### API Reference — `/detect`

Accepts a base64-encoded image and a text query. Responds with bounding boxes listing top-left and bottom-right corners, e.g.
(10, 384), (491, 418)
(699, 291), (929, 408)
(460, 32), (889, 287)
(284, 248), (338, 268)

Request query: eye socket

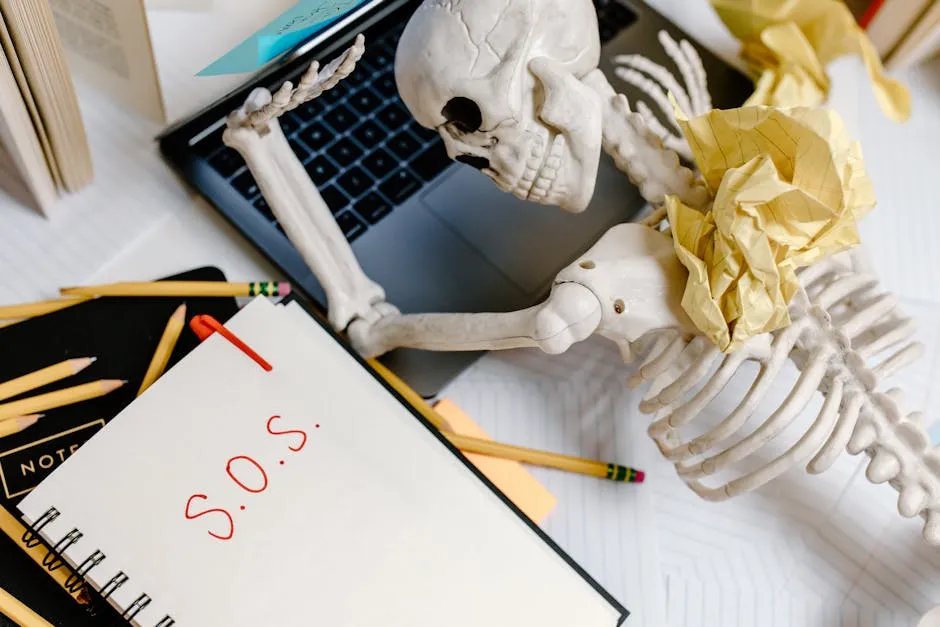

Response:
(442, 97), (483, 134)
(455, 154), (490, 170)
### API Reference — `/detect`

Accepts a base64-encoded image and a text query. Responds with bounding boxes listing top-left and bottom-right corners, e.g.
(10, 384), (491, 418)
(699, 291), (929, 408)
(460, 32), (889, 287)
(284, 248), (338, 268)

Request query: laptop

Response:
(157, 0), (753, 398)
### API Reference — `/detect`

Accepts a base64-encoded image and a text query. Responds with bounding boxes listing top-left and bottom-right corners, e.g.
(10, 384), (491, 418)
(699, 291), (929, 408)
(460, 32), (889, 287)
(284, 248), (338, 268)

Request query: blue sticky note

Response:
(198, 0), (368, 76)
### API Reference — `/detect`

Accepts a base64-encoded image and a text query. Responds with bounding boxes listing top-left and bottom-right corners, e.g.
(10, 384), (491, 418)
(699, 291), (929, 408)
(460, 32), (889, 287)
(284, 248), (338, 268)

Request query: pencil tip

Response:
(17, 415), (40, 428)
(173, 303), (187, 316)
(73, 356), (97, 372)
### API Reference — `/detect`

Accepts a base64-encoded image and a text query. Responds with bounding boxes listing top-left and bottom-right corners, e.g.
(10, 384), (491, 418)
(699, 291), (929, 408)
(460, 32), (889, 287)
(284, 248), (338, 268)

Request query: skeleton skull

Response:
(394, 0), (605, 212)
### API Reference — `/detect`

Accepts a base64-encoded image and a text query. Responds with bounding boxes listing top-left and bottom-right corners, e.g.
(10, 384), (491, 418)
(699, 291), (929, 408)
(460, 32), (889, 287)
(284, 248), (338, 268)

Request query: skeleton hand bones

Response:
(221, 1), (940, 547)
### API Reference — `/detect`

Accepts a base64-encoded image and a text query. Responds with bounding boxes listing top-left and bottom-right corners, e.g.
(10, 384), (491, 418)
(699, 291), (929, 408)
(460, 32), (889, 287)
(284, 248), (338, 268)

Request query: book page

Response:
(0, 20), (57, 214)
(0, 8), (62, 193)
(18, 297), (625, 627)
(48, 0), (166, 123)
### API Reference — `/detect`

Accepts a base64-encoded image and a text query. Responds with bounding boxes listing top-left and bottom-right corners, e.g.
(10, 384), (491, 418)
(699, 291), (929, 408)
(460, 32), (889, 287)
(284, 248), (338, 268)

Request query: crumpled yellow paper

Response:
(710, 0), (911, 122)
(665, 105), (876, 352)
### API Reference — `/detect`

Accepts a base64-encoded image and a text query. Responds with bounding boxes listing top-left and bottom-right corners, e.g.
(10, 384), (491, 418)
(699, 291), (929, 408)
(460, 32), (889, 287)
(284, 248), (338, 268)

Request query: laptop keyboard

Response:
(202, 1), (638, 243)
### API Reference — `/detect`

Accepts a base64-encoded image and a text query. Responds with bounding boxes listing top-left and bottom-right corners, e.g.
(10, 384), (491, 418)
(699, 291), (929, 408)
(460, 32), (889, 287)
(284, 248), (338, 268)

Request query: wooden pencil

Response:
(0, 297), (88, 321)
(0, 358), (96, 402)
(0, 585), (53, 627)
(366, 358), (645, 483)
(0, 414), (42, 439)
(138, 304), (186, 396)
(60, 281), (291, 298)
(0, 380), (125, 423)
(444, 432), (644, 482)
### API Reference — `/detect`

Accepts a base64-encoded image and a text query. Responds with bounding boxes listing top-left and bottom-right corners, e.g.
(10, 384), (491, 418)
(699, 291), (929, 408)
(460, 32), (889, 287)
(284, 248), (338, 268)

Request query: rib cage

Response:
(629, 249), (940, 546)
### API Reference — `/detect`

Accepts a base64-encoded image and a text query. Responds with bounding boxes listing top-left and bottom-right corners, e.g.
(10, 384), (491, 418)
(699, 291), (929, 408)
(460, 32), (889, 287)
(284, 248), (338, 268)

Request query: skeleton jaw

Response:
(478, 125), (572, 209)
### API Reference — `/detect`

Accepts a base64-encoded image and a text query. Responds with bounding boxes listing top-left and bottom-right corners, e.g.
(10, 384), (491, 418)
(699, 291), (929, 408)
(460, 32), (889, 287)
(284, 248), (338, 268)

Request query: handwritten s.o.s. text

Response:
(184, 415), (317, 542)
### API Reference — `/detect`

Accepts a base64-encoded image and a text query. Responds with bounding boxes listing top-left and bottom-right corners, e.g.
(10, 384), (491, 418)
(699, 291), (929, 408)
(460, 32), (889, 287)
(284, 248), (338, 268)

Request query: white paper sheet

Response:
(18, 297), (625, 627)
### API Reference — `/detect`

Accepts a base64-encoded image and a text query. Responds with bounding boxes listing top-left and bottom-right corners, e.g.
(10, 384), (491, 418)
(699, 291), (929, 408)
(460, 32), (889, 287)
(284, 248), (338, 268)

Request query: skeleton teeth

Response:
(545, 156), (561, 169)
(534, 179), (552, 191)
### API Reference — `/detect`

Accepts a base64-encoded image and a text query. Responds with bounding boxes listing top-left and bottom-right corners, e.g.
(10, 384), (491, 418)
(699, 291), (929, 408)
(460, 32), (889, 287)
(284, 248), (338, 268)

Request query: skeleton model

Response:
(221, 0), (940, 548)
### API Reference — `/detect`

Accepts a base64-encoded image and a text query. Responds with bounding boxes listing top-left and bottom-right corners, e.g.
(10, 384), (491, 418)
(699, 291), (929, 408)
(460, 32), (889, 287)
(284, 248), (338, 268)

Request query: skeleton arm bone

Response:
(224, 104), (388, 331)
(222, 40), (389, 332)
(348, 282), (603, 358)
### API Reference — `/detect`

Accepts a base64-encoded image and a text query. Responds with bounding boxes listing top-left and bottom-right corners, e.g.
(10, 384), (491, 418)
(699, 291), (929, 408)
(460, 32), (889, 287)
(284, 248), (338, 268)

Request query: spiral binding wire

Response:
(23, 506), (176, 626)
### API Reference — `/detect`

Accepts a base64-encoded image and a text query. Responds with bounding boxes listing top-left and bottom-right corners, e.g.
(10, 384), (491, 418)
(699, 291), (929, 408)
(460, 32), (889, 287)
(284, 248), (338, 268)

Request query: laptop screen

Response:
(198, 0), (379, 77)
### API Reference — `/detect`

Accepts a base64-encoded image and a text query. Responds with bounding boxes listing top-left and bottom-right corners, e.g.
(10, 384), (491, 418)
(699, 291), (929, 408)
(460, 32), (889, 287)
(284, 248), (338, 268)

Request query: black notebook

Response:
(0, 267), (240, 626)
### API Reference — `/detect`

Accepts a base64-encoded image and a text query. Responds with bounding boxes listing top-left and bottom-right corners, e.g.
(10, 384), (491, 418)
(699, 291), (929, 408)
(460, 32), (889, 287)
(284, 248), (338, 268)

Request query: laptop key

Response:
(322, 83), (348, 104)
(379, 169), (421, 205)
(374, 72), (398, 98)
(289, 137), (310, 160)
(324, 104), (357, 133)
(319, 184), (350, 215)
(328, 137), (363, 167)
(232, 169), (260, 199)
(370, 44), (395, 70)
(352, 119), (384, 147)
(408, 120), (440, 142)
(334, 211), (367, 242)
(409, 142), (452, 182)
(305, 157), (339, 186)
(387, 130), (421, 160)
(278, 112), (301, 136)
(299, 121), (333, 152)
(347, 87), (382, 116)
(355, 192), (393, 225)
(208, 148), (243, 178)
(337, 166), (373, 199)
(362, 148), (397, 179)
(252, 195), (275, 222)
(376, 102), (409, 130)
(294, 100), (323, 120)
(607, 1), (637, 29)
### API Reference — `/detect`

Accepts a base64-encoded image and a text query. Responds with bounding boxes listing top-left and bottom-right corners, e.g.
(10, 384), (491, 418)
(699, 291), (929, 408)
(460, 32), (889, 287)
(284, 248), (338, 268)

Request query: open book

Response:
(0, 0), (167, 215)
(17, 297), (628, 626)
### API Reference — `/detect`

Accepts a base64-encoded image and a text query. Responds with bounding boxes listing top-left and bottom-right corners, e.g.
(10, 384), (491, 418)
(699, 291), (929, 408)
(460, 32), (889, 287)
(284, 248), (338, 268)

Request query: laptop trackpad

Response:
(422, 167), (627, 295)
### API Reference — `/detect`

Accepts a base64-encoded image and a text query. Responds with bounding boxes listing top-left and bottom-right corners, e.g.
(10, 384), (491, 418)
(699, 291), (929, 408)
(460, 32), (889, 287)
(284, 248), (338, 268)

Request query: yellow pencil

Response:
(0, 585), (53, 627)
(138, 304), (186, 396)
(0, 358), (96, 402)
(443, 432), (644, 482)
(60, 281), (291, 298)
(0, 297), (89, 320)
(0, 380), (125, 423)
(366, 358), (645, 483)
(0, 414), (42, 439)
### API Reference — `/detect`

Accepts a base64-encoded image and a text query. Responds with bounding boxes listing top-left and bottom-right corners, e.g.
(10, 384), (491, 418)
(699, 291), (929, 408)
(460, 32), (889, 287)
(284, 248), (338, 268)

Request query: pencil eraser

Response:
(634, 470), (645, 483)
(278, 282), (291, 296)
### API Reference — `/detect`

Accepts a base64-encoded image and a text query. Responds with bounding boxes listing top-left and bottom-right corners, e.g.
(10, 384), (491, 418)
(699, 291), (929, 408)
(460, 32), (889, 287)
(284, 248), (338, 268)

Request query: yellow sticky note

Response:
(433, 399), (557, 525)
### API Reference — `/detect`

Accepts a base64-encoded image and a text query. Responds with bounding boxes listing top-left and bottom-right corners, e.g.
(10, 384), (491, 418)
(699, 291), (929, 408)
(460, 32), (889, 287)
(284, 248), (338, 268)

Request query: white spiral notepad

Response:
(17, 297), (627, 626)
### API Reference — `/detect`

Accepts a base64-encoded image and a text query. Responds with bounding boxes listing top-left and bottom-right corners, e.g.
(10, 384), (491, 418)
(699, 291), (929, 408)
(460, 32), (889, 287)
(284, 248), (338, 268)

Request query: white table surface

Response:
(2, 1), (940, 625)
